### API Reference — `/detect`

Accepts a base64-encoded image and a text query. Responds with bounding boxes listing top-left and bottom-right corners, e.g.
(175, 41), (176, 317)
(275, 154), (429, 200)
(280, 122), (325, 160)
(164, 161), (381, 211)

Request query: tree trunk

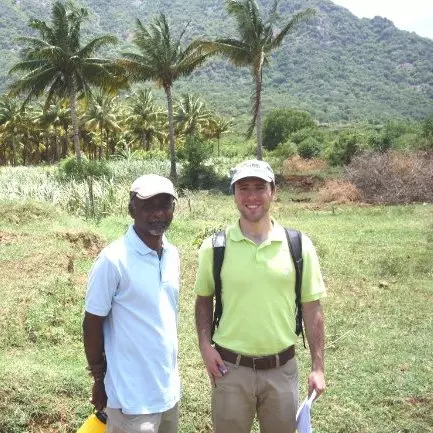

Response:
(99, 125), (103, 160)
(110, 132), (116, 156)
(68, 80), (82, 162)
(12, 136), (16, 166)
(164, 84), (177, 182)
(87, 176), (95, 219)
(255, 70), (263, 160)
(23, 138), (27, 165)
(62, 126), (69, 158)
(55, 134), (60, 162)
(143, 132), (151, 151)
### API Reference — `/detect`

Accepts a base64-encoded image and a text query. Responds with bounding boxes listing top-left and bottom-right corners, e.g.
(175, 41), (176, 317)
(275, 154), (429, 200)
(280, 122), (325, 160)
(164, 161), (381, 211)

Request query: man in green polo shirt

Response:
(194, 159), (326, 433)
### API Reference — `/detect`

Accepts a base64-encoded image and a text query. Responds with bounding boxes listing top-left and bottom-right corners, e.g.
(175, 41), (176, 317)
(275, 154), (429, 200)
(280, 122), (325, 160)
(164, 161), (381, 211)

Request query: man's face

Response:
(130, 193), (175, 236)
(233, 177), (274, 223)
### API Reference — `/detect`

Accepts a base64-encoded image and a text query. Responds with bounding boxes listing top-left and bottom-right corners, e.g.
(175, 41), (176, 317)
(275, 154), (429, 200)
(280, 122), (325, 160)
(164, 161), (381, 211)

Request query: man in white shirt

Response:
(83, 174), (180, 433)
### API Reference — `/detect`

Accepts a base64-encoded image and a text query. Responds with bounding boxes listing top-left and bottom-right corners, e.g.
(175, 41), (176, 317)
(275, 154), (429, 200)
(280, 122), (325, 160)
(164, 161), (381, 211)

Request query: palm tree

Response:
(174, 93), (213, 138)
(198, 0), (315, 159)
(0, 96), (27, 165)
(125, 88), (165, 151)
(81, 90), (122, 159)
(205, 114), (233, 156)
(32, 98), (71, 161)
(120, 14), (211, 180)
(8, 1), (121, 163)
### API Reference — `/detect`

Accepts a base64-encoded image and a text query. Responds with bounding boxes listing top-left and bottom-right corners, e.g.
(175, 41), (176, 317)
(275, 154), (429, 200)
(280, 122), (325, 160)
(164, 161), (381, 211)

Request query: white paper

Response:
(296, 389), (316, 433)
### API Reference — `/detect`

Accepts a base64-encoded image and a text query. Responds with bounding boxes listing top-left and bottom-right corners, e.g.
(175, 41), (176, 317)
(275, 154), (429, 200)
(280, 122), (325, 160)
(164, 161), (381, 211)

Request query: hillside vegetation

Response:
(1, 0), (433, 122)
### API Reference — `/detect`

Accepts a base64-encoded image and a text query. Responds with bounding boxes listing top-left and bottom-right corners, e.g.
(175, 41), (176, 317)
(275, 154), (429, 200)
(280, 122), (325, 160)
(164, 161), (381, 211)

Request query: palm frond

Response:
(270, 7), (315, 49)
(16, 37), (52, 51)
(199, 39), (251, 67)
(78, 35), (118, 59)
(44, 76), (64, 110)
(226, 0), (264, 42)
(267, 0), (279, 24)
(9, 66), (60, 98)
(117, 58), (156, 82)
(51, 1), (70, 49)
(28, 19), (54, 42)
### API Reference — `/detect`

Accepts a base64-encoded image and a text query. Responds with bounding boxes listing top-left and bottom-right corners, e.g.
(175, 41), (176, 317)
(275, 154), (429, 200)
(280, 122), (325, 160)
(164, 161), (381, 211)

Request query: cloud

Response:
(332, 0), (433, 39)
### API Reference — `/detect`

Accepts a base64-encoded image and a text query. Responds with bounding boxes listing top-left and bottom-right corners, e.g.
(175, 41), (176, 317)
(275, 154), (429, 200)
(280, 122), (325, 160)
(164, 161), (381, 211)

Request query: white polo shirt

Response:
(85, 225), (180, 414)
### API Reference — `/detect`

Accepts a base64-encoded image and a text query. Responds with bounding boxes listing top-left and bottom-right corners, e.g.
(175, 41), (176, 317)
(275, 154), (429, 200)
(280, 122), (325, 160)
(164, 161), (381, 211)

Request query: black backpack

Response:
(211, 228), (305, 345)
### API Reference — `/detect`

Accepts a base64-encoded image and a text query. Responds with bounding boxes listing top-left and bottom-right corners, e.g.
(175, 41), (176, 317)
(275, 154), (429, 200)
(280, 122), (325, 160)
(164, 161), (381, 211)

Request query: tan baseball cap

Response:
(230, 160), (275, 187)
(130, 174), (178, 200)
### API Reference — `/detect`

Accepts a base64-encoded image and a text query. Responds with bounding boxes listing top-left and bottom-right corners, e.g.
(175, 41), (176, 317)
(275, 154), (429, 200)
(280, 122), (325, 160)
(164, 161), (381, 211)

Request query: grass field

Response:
(0, 173), (432, 432)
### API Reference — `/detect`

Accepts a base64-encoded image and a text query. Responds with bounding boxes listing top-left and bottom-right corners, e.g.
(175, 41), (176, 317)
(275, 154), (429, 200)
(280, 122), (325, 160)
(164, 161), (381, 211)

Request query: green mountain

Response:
(1, 0), (432, 123)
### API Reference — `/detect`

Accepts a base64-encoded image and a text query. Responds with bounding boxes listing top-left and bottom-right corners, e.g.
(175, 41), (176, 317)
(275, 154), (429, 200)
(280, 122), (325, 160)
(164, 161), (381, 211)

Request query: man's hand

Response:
(308, 370), (325, 399)
(200, 343), (227, 387)
(195, 296), (227, 386)
(91, 381), (107, 411)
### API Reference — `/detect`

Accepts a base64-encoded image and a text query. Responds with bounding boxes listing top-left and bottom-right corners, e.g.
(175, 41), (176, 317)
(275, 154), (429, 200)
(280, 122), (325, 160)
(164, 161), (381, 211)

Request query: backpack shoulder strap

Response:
(284, 228), (305, 346)
(212, 230), (226, 339)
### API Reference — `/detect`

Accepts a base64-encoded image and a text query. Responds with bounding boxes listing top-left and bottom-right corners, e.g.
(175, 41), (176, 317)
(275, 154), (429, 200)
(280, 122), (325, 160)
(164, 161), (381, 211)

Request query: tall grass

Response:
(0, 191), (432, 432)
(0, 160), (172, 218)
(1, 159), (432, 432)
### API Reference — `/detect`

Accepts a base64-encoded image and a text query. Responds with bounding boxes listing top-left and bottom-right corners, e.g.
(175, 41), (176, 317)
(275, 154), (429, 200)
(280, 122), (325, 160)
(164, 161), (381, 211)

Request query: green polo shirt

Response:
(194, 220), (326, 356)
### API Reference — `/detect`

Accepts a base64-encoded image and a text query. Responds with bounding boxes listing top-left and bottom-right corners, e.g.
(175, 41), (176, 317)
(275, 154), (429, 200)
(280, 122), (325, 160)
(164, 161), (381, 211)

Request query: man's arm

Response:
(302, 300), (325, 398)
(83, 311), (107, 410)
(195, 295), (225, 385)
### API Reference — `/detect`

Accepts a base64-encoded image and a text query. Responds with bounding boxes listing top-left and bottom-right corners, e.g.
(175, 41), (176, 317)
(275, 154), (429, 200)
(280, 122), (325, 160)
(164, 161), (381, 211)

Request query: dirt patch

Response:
(0, 231), (21, 244)
(279, 174), (325, 192)
(1, 251), (70, 284)
(404, 396), (430, 405)
(318, 180), (361, 204)
(283, 156), (328, 173)
(279, 157), (328, 192)
(57, 231), (105, 257)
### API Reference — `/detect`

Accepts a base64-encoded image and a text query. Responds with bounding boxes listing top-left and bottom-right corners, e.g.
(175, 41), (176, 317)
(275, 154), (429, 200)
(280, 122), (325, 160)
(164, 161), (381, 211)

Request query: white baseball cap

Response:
(130, 174), (178, 200)
(230, 160), (275, 187)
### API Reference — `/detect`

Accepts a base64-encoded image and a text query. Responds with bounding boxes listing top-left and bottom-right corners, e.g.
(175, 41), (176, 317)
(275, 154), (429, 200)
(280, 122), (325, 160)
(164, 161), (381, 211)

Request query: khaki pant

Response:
(212, 358), (298, 433)
(106, 403), (178, 433)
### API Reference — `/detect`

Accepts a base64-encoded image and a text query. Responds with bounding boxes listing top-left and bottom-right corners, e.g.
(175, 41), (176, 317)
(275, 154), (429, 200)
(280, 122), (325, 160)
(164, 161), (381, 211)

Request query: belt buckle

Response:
(252, 356), (265, 371)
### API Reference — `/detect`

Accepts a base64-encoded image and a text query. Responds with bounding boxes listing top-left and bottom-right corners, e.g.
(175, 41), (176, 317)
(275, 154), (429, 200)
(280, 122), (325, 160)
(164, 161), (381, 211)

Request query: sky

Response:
(332, 0), (433, 40)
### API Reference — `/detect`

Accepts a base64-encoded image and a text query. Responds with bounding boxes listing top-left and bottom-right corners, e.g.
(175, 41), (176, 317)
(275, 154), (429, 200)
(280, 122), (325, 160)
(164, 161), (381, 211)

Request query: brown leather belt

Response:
(215, 344), (295, 370)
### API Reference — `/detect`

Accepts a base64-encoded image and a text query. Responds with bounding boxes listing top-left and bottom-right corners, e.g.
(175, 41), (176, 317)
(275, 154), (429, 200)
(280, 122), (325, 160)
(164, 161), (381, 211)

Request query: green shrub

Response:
(422, 114), (433, 137)
(298, 137), (321, 159)
(263, 108), (316, 150)
(57, 156), (112, 182)
(269, 141), (298, 159)
(368, 131), (393, 152)
(180, 136), (219, 189)
(327, 132), (364, 166)
(290, 127), (323, 145)
(131, 149), (168, 161)
(368, 120), (421, 152)
(421, 114), (433, 149)
(393, 133), (420, 150)
(57, 156), (113, 219)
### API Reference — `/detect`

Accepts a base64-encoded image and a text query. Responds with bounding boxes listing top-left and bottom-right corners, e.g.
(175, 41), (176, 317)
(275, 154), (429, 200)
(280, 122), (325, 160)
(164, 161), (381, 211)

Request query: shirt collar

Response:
(125, 225), (168, 255)
(228, 218), (285, 243)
